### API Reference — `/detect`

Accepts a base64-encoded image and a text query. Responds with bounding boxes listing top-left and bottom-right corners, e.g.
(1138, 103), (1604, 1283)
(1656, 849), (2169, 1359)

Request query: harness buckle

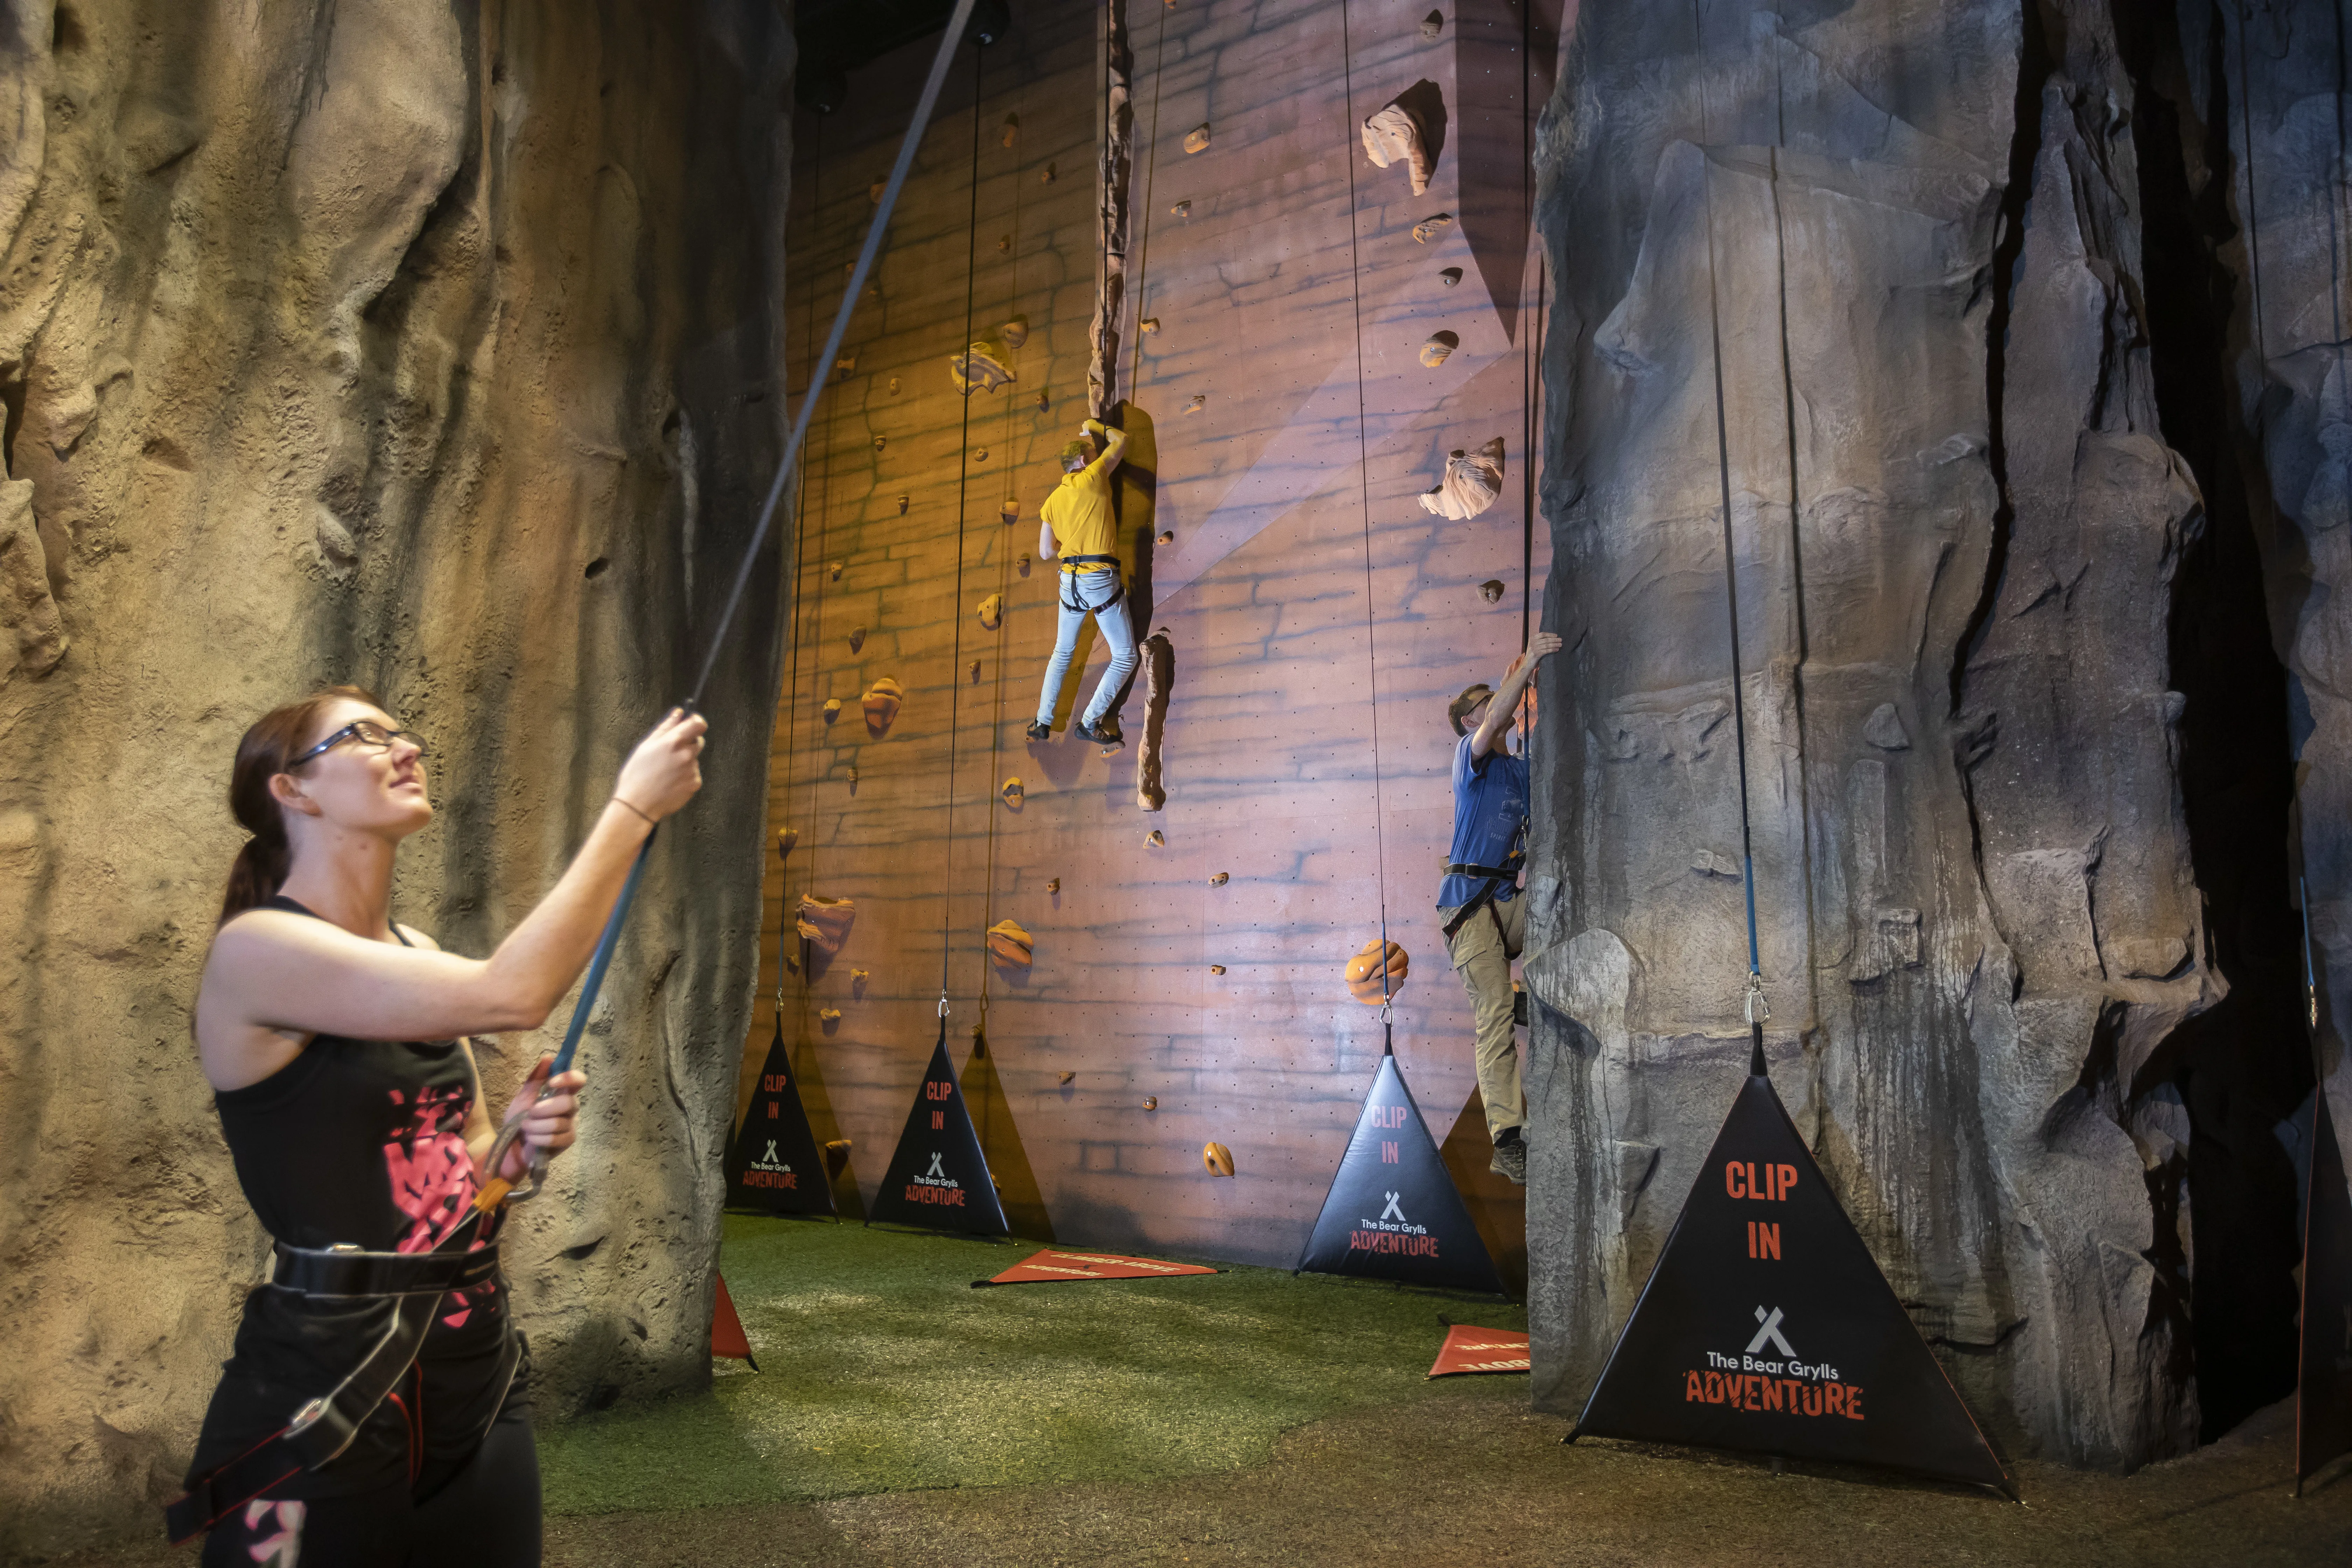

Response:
(286, 1397), (329, 1435)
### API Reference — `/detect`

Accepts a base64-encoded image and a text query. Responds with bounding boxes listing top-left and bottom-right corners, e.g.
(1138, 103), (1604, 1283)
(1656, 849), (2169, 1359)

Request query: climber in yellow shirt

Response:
(1029, 418), (1136, 745)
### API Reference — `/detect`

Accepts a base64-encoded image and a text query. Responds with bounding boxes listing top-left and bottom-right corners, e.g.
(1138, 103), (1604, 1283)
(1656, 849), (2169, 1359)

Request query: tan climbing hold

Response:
(888, 376), (901, 394)
(1419, 437), (1506, 520)
(1046, 877), (1061, 894)
(870, 178), (886, 203)
(1035, 391), (1050, 411)
(862, 677), (903, 734)
(1362, 97), (1435, 195)
(1155, 530), (1174, 545)
(1041, 161), (1056, 183)
(1209, 965), (1225, 975)
(819, 1007), (841, 1023)
(987, 918), (1034, 969)
(1146, 830), (1166, 847)
(975, 448), (989, 462)
(835, 355), (856, 374)
(969, 659), (982, 681)
(872, 434), (886, 451)
(1000, 500), (1020, 523)
(1481, 579), (1506, 603)
(979, 594), (1003, 629)
(824, 1139), (853, 1176)
(1183, 124), (1211, 154)
(1143, 1096), (1158, 1111)
(797, 895), (857, 955)
(1421, 9), (1443, 38)
(1171, 200), (1191, 217)
(997, 235), (1011, 253)
(846, 766), (859, 785)
(1210, 872), (1229, 886)
(1185, 394), (1206, 413)
(1440, 267), (1463, 286)
(1419, 330), (1460, 368)
(1001, 318), (1029, 350)
(1413, 212), (1454, 244)
(1345, 939), (1411, 1004)
(822, 698), (843, 723)
(778, 827), (800, 858)
(897, 494), (911, 514)
(848, 626), (866, 653)
(830, 561), (845, 581)
(1001, 776), (1024, 806)
(1203, 1142), (1235, 1177)
(1140, 317), (1160, 335)
(1001, 113), (1019, 147)
(1018, 553), (1032, 575)
(1059, 1071), (1076, 1085)
(952, 341), (1017, 395)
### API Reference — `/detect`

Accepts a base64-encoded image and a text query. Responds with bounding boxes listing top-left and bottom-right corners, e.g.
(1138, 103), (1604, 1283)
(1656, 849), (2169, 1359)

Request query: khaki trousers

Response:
(1441, 891), (1525, 1142)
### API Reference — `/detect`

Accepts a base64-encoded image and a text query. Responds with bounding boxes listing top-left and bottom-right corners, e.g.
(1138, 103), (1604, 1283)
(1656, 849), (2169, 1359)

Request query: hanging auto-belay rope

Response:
(475, 0), (986, 1215)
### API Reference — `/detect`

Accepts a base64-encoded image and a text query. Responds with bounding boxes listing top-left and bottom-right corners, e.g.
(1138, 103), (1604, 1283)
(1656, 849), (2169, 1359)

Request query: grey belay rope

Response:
(477, 0), (986, 1212)
(1690, 0), (1772, 1074)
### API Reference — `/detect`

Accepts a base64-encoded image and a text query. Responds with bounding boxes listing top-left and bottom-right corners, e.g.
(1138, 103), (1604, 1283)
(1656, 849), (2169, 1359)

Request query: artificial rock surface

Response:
(0, 1), (792, 1550)
(1523, 0), (2323, 1471)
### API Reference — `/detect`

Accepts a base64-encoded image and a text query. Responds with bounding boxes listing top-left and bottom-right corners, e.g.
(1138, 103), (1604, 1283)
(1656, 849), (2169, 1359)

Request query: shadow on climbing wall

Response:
(964, 1030), (1055, 1240)
(1440, 1085), (1529, 1297)
(793, 1026), (869, 1221)
(1453, 0), (1565, 343)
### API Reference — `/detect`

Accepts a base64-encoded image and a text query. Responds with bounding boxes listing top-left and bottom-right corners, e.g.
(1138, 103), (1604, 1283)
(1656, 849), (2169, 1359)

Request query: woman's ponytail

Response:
(217, 685), (380, 925)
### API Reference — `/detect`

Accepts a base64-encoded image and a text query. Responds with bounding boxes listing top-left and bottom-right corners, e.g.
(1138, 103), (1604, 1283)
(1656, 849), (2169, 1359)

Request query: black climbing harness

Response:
(1057, 556), (1125, 612)
(164, 1210), (521, 1543)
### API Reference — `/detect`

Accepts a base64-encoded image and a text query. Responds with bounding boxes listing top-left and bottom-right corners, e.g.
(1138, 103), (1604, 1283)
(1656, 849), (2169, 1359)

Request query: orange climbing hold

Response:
(1344, 938), (1410, 1004)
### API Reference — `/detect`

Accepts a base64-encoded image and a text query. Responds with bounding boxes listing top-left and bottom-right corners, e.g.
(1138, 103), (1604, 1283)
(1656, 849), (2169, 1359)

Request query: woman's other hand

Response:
(497, 1055), (586, 1180)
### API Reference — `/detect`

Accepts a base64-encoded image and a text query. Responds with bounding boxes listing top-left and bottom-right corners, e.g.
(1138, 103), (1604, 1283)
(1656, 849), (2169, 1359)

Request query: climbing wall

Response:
(743, 0), (1560, 1273)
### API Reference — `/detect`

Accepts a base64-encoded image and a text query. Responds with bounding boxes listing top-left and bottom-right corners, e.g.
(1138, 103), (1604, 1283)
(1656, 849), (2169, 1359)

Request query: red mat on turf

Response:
(976, 1249), (1220, 1286)
(1428, 1324), (1530, 1378)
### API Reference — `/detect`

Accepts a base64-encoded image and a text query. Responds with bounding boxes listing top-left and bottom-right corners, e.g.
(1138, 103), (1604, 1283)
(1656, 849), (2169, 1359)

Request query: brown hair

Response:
(218, 685), (382, 924)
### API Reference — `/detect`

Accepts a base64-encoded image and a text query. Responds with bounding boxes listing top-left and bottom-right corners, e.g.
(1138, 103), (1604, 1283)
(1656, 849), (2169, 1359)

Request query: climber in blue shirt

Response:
(1440, 629), (1560, 1186)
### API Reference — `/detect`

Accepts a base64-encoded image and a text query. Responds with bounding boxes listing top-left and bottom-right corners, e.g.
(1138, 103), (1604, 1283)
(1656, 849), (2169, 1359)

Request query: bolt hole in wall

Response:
(755, 0), (1553, 1278)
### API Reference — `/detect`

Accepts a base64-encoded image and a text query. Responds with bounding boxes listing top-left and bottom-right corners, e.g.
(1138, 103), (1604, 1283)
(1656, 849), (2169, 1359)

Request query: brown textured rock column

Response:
(0, 2), (792, 1549)
(1521, 0), (2267, 1468)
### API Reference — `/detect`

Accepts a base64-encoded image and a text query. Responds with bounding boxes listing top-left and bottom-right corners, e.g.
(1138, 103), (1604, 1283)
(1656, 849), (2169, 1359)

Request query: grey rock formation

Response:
(2204, 0), (2351, 1161)
(0, 1), (792, 1549)
(1524, 0), (2320, 1469)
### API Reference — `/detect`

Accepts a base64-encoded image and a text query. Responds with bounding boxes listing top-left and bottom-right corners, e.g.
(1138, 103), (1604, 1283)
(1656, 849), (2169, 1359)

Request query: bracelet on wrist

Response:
(612, 796), (657, 826)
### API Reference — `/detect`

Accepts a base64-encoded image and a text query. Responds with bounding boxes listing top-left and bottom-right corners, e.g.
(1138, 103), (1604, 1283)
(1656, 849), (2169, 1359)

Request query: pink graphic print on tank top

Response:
(384, 1083), (492, 1328)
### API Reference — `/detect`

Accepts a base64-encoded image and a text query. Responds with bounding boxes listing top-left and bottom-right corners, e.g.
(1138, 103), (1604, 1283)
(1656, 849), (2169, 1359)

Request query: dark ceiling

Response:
(794, 0), (1013, 113)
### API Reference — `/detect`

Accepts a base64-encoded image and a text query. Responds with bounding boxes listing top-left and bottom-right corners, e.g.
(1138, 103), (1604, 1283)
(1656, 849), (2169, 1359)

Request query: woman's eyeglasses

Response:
(287, 720), (429, 769)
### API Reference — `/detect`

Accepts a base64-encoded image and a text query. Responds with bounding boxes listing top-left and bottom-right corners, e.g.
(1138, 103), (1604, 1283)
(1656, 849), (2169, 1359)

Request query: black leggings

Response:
(200, 1402), (541, 1568)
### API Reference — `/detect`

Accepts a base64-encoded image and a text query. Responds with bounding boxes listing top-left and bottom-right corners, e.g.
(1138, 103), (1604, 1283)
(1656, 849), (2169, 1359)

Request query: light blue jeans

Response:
(1035, 569), (1138, 728)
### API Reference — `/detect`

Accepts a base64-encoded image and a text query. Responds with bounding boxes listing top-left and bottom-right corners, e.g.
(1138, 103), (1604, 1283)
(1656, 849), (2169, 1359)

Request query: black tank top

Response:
(186, 896), (521, 1499)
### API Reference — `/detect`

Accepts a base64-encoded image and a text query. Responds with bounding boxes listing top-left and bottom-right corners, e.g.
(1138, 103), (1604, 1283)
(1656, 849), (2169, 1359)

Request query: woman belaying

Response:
(170, 687), (705, 1565)
(1028, 417), (1138, 746)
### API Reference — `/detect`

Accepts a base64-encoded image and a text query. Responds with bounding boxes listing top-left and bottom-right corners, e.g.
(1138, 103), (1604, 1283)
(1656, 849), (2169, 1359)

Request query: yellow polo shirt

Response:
(1042, 455), (1118, 574)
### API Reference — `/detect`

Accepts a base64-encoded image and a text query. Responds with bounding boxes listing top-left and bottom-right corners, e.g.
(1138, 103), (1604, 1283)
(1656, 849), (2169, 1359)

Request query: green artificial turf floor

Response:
(537, 1215), (1529, 1515)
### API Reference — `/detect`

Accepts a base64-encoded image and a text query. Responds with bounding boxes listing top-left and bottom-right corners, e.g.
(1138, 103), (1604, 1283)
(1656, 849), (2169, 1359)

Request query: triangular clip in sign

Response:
(726, 1020), (836, 1217)
(866, 1020), (1010, 1237)
(2296, 1088), (2352, 1493)
(1296, 1044), (1504, 1294)
(1572, 1068), (2010, 1492)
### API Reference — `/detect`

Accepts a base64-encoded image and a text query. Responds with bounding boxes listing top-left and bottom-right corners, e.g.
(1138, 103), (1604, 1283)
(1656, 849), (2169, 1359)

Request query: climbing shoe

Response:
(1074, 717), (1122, 746)
(1024, 721), (1052, 741)
(1489, 1136), (1527, 1186)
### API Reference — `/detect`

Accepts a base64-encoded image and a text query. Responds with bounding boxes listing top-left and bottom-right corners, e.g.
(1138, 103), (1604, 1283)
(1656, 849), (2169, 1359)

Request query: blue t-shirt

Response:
(1440, 733), (1527, 909)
